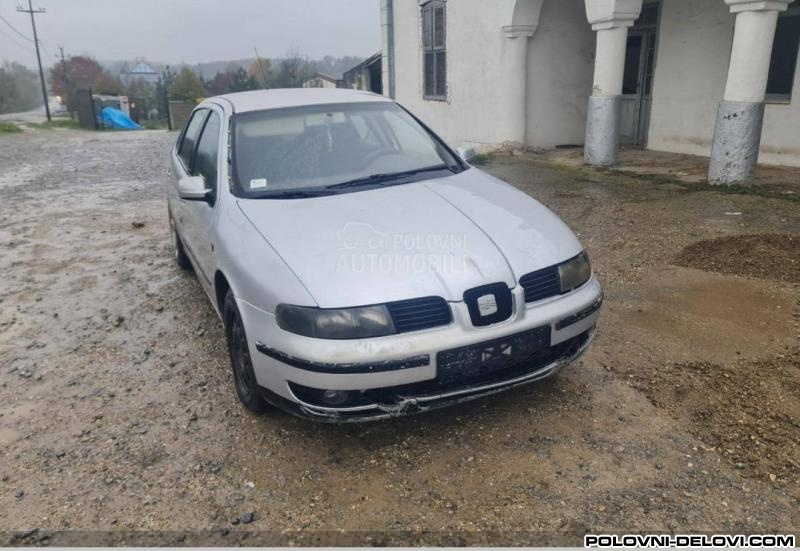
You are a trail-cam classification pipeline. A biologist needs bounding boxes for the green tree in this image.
[270,50,314,88]
[231,66,259,92]
[126,78,158,117]
[0,68,19,114]
[159,66,178,90]
[168,67,206,101]
[206,70,235,96]
[49,56,104,110]
[248,58,271,88]
[93,73,125,95]
[0,62,42,114]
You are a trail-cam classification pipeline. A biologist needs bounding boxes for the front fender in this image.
[214,199,317,314]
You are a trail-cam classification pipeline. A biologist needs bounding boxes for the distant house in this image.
[340,53,382,94]
[120,62,160,86]
[302,72,340,89]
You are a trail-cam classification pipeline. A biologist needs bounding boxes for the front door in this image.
[620,3,660,146]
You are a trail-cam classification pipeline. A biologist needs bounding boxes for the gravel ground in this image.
[1,129,798,546]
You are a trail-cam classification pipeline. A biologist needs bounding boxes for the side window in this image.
[422,0,446,100]
[193,111,221,196]
[177,110,208,169]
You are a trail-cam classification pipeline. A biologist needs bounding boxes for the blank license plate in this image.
[436,326,552,383]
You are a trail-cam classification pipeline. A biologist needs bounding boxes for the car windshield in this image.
[232,102,464,198]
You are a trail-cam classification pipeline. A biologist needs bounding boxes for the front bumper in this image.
[238,277,603,421]
[261,326,595,422]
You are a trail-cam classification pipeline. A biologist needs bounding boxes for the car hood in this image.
[237,168,583,308]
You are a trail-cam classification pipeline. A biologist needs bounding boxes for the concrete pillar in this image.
[708,0,790,185]
[501,25,535,145]
[584,0,643,166]
[380,0,396,99]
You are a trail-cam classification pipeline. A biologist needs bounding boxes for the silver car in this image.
[168,89,602,422]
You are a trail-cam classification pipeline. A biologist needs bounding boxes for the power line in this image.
[38,37,52,59]
[0,11,33,42]
[0,22,34,53]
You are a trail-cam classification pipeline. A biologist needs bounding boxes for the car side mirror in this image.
[456,146,477,163]
[178,176,210,201]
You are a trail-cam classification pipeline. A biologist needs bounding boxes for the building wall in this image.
[648,0,800,166]
[391,0,513,149]
[342,67,371,90]
[525,0,594,147]
[762,54,800,166]
[303,77,338,89]
[387,0,800,166]
[389,0,593,151]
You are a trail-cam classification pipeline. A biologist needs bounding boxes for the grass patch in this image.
[469,153,492,166]
[0,122,23,134]
[142,120,168,130]
[516,156,800,204]
[686,181,800,203]
[28,118,81,130]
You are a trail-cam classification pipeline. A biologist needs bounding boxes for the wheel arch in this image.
[214,270,232,317]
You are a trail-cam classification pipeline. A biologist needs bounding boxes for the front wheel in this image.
[224,291,269,413]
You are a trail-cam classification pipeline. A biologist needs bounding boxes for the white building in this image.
[380,0,800,183]
[302,73,340,89]
[120,62,160,86]
[341,53,383,93]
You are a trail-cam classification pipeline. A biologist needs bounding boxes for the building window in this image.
[422,0,446,100]
[766,0,800,102]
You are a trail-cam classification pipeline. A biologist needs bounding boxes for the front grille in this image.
[387,296,452,334]
[519,264,561,303]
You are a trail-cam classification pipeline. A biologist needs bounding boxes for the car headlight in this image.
[275,304,396,340]
[558,252,592,293]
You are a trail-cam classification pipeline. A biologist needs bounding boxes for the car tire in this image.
[224,290,269,413]
[170,215,192,271]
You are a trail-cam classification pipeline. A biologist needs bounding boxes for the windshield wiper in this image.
[253,189,334,199]
[326,164,454,190]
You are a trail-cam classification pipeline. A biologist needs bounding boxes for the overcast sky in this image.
[1,0,381,68]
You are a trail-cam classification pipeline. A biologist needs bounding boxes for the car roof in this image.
[207,88,392,114]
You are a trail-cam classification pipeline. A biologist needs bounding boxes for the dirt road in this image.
[1,129,798,546]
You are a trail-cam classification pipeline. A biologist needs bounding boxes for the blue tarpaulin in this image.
[99,107,141,130]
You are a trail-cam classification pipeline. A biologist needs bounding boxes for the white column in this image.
[592,26,629,96]
[584,0,643,166]
[501,25,535,145]
[380,0,395,99]
[709,0,790,184]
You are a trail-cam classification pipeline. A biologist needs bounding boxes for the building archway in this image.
[510,0,545,29]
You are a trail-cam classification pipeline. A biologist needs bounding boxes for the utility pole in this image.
[254,47,268,88]
[57,46,72,118]
[17,0,50,121]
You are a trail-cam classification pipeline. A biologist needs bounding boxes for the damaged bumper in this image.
[240,277,603,422]
[261,326,596,423]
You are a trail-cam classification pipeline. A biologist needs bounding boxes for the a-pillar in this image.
[708,0,790,184]
[501,25,536,145]
[584,0,643,166]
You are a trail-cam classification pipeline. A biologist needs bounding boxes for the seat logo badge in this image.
[477,293,498,317]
